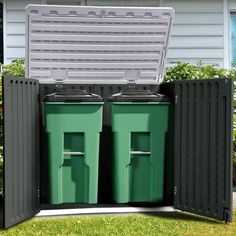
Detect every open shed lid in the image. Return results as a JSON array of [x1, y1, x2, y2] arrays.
[[25, 5, 174, 84]]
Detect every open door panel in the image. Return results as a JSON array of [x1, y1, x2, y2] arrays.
[[174, 79, 233, 222], [3, 76, 40, 228]]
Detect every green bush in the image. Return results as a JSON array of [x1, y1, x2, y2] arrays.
[[163, 62, 236, 82], [1, 59, 25, 77]]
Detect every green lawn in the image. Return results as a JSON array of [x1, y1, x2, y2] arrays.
[[0, 212, 236, 236]]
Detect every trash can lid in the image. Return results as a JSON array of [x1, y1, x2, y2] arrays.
[[44, 90, 103, 102], [110, 90, 170, 102]]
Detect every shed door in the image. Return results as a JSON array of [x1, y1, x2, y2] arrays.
[[3, 76, 40, 228], [174, 79, 233, 222], [0, 3, 3, 63]]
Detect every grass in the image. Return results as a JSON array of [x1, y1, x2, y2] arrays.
[[0, 212, 236, 236]]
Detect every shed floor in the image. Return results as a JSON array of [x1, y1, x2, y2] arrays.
[[36, 206, 174, 217]]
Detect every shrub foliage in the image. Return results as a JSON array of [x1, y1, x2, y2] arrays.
[[163, 62, 236, 82], [2, 59, 25, 77]]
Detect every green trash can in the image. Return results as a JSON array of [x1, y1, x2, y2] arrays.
[[111, 90, 170, 203], [44, 91, 103, 204]]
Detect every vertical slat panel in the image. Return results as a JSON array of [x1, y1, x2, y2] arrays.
[[29, 81, 33, 213], [218, 83, 225, 218], [174, 83, 182, 208], [33, 82, 40, 211], [36, 81, 40, 210], [174, 79, 233, 222], [215, 82, 220, 216], [22, 81, 28, 218], [180, 83, 187, 210], [18, 81, 24, 219], [3, 76, 40, 228], [187, 83, 194, 211], [206, 82, 211, 213], [25, 81, 30, 217], [214, 82, 219, 216], [27, 81, 32, 214], [209, 82, 214, 214], [185, 83, 189, 209], [194, 82, 200, 212], [223, 79, 233, 222], [203, 82, 210, 214], [13, 80, 19, 221]]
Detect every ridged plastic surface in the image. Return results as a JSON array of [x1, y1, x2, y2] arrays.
[[25, 5, 174, 84]]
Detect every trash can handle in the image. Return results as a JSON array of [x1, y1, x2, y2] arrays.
[[130, 151, 151, 155], [63, 152, 85, 156]]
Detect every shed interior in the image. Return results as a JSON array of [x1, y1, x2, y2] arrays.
[[39, 83, 175, 209]]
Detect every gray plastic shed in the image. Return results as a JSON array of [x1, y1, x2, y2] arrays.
[[2, 5, 233, 228]]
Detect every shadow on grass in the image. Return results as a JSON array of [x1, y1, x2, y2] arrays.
[[142, 212, 224, 224]]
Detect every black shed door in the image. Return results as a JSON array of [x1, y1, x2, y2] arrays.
[[173, 79, 233, 222], [3, 76, 40, 228]]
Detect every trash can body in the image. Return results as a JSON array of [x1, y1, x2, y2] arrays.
[[111, 92, 169, 203], [44, 92, 103, 204]]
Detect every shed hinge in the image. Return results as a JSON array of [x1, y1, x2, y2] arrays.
[[127, 79, 137, 89], [52, 69, 67, 86], [174, 186, 177, 195], [42, 103, 45, 127], [175, 95, 178, 104], [54, 78, 64, 84], [55, 80, 64, 90], [38, 188, 40, 199], [124, 70, 139, 89]]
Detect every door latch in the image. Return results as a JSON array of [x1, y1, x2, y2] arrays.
[[38, 188, 40, 198], [175, 95, 178, 104]]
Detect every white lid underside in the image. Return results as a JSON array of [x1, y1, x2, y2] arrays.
[[25, 5, 174, 84]]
